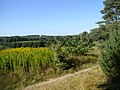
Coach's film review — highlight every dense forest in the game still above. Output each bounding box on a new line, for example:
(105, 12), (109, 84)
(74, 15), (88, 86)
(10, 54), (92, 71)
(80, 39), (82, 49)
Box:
(0, 0), (120, 90)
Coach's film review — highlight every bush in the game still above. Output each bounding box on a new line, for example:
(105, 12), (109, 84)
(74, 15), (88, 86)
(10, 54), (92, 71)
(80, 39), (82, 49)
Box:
(100, 28), (120, 78)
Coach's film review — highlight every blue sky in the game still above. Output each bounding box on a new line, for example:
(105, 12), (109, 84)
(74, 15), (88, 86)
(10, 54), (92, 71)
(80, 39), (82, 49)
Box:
(0, 0), (104, 36)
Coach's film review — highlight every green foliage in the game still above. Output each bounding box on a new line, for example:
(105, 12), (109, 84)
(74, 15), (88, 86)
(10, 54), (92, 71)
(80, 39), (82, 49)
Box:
(52, 41), (98, 70)
(100, 28), (120, 77)
(100, 0), (120, 24)
(0, 47), (57, 90)
(0, 47), (54, 74)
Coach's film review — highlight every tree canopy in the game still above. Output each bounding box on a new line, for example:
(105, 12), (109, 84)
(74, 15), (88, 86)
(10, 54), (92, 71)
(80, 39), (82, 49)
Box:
(100, 0), (120, 24)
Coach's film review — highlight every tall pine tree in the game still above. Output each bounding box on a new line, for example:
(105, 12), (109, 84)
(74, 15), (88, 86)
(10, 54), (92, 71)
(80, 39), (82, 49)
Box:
(100, 0), (120, 24)
(99, 0), (120, 78)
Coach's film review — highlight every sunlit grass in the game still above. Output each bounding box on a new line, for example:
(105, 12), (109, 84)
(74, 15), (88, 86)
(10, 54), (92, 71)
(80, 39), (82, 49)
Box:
(27, 66), (107, 90)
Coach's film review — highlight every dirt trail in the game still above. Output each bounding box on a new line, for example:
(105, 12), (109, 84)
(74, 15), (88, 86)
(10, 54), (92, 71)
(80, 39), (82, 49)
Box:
(24, 65), (98, 90)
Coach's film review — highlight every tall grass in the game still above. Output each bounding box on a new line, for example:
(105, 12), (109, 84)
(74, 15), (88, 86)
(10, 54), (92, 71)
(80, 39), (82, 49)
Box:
(30, 66), (107, 90)
(0, 47), (54, 74)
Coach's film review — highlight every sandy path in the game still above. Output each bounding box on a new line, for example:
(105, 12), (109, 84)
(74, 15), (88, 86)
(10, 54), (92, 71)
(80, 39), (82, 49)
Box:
(24, 65), (98, 90)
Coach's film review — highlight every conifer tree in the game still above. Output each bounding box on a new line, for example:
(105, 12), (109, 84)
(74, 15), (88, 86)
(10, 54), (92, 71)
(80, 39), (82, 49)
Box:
(100, 26), (120, 77)
(100, 0), (120, 24)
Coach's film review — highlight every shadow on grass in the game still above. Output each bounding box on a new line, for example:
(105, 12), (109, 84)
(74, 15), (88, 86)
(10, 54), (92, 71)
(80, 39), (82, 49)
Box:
(98, 76), (120, 90)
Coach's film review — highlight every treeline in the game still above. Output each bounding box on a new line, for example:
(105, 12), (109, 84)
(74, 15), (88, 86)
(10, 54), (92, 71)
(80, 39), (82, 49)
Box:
(0, 25), (113, 50)
(0, 35), (78, 49)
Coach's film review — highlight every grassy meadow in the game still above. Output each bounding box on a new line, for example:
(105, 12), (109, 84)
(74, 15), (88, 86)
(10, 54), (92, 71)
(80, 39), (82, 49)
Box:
(0, 47), (55, 90)
(0, 46), (99, 90)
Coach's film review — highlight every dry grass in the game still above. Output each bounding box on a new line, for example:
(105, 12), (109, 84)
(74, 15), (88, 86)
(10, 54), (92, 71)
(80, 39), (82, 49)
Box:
(25, 66), (107, 90)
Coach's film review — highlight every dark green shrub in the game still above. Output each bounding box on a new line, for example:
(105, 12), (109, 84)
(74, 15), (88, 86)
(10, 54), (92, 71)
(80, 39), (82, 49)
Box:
(100, 28), (120, 78)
